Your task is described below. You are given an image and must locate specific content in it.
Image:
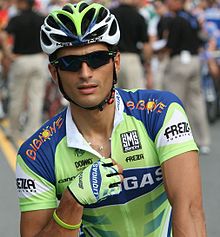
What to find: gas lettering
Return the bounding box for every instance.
[122,167,163,191]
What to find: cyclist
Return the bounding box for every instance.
[16,1,207,236]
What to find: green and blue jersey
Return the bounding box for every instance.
[16,88,198,236]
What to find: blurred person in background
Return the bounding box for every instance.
[0,0,10,119]
[206,38,220,87]
[1,0,47,143]
[163,0,211,155]
[111,0,153,89]
[146,0,173,90]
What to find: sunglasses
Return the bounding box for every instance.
[52,50,117,72]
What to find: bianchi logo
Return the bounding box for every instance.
[121,130,142,153]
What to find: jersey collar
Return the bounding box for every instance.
[66,90,124,151]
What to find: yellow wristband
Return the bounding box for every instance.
[53,210,82,230]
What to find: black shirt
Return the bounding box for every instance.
[166,10,201,57]
[5,9,45,54]
[157,13,173,40]
[111,4,148,54]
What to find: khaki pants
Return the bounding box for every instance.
[163,55,210,147]
[117,53,146,89]
[8,53,47,141]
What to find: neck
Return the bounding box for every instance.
[70,102,115,139]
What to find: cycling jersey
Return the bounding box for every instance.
[16,88,198,237]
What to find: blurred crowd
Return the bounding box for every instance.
[0,0,219,154]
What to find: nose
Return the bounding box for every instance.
[79,61,93,79]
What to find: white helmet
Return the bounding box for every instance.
[40,1,120,55]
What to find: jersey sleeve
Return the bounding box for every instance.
[155,101,198,164]
[15,110,67,212]
[16,154,57,212]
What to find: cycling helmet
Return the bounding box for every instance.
[40,1,120,55]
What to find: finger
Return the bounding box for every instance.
[103,158,118,166]
[108,174,122,188]
[116,164,123,174]
[106,165,120,176]
[108,184,121,195]
[100,157,114,167]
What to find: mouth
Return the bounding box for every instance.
[78,83,98,95]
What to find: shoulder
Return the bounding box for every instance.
[116,89,185,141]
[116,88,183,108]
[17,108,67,184]
[18,108,67,162]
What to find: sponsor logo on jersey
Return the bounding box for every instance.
[88,166,163,207]
[115,90,121,111]
[16,178,36,192]
[75,149,86,157]
[74,158,93,170]
[58,175,76,184]
[122,167,163,191]
[25,116,64,161]
[121,130,142,152]
[127,99,166,113]
[90,163,101,199]
[16,164,52,198]
[90,163,101,200]
[78,173,84,189]
[164,122,191,141]
[125,154,144,162]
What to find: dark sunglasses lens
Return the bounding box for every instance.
[58,56,80,72]
[57,51,112,72]
[87,51,111,69]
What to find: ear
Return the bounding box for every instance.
[48,64,58,84]
[114,52,120,74]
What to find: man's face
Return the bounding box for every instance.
[49,43,120,109]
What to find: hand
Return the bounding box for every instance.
[68,158,123,205]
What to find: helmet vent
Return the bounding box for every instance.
[96,7,108,24]
[50,33,74,43]
[41,31,52,46]
[81,8,96,35]
[84,25,107,40]
[57,14,77,36]
[47,15,60,30]
[79,2,89,13]
[62,5,74,14]
[109,19,117,36]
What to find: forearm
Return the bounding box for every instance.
[34,189,83,237]
[172,203,207,237]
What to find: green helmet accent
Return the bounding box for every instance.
[40,1,120,55]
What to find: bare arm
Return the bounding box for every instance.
[20,158,123,237]
[162,151,207,237]
[21,189,83,237]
